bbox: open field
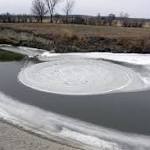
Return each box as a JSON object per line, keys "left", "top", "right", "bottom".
{"left": 1, "top": 23, "right": 150, "bottom": 38}
{"left": 0, "top": 23, "right": 150, "bottom": 53}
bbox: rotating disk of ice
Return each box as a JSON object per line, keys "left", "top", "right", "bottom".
{"left": 18, "top": 55, "right": 143, "bottom": 95}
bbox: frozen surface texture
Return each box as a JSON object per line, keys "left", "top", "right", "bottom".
{"left": 19, "top": 55, "right": 150, "bottom": 95}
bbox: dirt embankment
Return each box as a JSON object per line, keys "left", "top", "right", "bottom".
{"left": 0, "top": 24, "right": 150, "bottom": 53}
{"left": 0, "top": 27, "right": 52, "bottom": 50}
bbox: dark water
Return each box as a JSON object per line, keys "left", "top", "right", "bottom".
{"left": 0, "top": 60, "right": 150, "bottom": 136}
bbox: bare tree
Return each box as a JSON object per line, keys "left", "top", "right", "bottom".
{"left": 45, "top": 0, "right": 61, "bottom": 23}
{"left": 120, "top": 12, "right": 129, "bottom": 18}
{"left": 96, "top": 13, "right": 102, "bottom": 25}
{"left": 119, "top": 12, "right": 130, "bottom": 27}
{"left": 108, "top": 13, "right": 116, "bottom": 26}
{"left": 32, "top": 0, "right": 47, "bottom": 23}
{"left": 64, "top": 0, "right": 75, "bottom": 23}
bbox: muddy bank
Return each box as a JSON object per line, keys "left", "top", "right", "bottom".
{"left": 0, "top": 26, "right": 150, "bottom": 53}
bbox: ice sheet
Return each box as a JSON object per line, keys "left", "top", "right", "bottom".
{"left": 19, "top": 55, "right": 150, "bottom": 95}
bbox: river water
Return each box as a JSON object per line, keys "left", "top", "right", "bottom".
{"left": 1, "top": 60, "right": 150, "bottom": 136}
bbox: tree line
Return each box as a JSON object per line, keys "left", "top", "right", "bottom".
{"left": 0, "top": 0, "right": 147, "bottom": 28}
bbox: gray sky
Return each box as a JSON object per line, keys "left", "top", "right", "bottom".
{"left": 0, "top": 0, "right": 149, "bottom": 18}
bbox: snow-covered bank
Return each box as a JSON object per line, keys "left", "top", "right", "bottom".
{"left": 2, "top": 44, "right": 150, "bottom": 66}
{"left": 0, "top": 91, "right": 150, "bottom": 150}
{"left": 0, "top": 44, "right": 47, "bottom": 58}
{"left": 38, "top": 51, "right": 150, "bottom": 65}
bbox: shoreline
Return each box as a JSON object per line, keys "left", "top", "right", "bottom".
{"left": 0, "top": 119, "right": 79, "bottom": 150}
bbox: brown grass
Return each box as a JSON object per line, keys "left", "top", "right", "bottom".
{"left": 0, "top": 23, "right": 150, "bottom": 39}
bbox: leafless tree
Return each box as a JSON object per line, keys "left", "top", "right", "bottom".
{"left": 120, "top": 12, "right": 129, "bottom": 18}
{"left": 64, "top": 0, "right": 75, "bottom": 23}
{"left": 108, "top": 13, "right": 116, "bottom": 26}
{"left": 119, "top": 12, "right": 130, "bottom": 27}
{"left": 32, "top": 0, "right": 47, "bottom": 23}
{"left": 94, "top": 13, "right": 101, "bottom": 25}
{"left": 45, "top": 0, "right": 61, "bottom": 23}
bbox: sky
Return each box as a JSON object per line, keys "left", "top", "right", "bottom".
{"left": 0, "top": 0, "right": 149, "bottom": 18}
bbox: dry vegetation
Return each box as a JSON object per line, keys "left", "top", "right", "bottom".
{"left": 1, "top": 23, "right": 150, "bottom": 38}
{"left": 0, "top": 23, "right": 150, "bottom": 53}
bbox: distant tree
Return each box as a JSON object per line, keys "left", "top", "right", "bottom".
{"left": 120, "top": 12, "right": 129, "bottom": 18}
{"left": 96, "top": 13, "right": 101, "bottom": 25}
{"left": 45, "top": 0, "right": 61, "bottom": 23}
{"left": 119, "top": 12, "right": 130, "bottom": 27}
{"left": 6, "top": 13, "right": 12, "bottom": 23}
{"left": 54, "top": 13, "right": 62, "bottom": 23}
{"left": 32, "top": 0, "right": 47, "bottom": 23}
{"left": 0, "top": 13, "right": 11, "bottom": 23}
{"left": 108, "top": 14, "right": 116, "bottom": 26}
{"left": 64, "top": 0, "right": 75, "bottom": 23}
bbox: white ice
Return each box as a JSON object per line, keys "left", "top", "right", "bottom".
{"left": 0, "top": 91, "right": 150, "bottom": 150}
{"left": 0, "top": 44, "right": 47, "bottom": 57}
{"left": 38, "top": 52, "right": 150, "bottom": 65}
{"left": 19, "top": 54, "right": 150, "bottom": 95}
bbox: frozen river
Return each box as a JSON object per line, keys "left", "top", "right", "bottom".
{"left": 1, "top": 45, "right": 150, "bottom": 149}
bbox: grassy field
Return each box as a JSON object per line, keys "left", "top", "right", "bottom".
{"left": 0, "top": 23, "right": 150, "bottom": 38}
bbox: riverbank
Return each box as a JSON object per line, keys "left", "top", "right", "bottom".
{"left": 0, "top": 120, "right": 79, "bottom": 150}
{"left": 0, "top": 23, "right": 150, "bottom": 53}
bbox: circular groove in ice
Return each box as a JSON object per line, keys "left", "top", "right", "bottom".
{"left": 18, "top": 55, "right": 135, "bottom": 95}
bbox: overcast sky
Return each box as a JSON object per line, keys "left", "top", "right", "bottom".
{"left": 0, "top": 0, "right": 149, "bottom": 18}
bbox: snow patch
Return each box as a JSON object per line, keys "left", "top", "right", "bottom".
{"left": 38, "top": 52, "right": 150, "bottom": 65}
{"left": 0, "top": 44, "right": 46, "bottom": 57}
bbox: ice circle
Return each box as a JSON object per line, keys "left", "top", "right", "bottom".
{"left": 18, "top": 55, "right": 139, "bottom": 95}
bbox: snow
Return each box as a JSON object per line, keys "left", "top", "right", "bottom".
{"left": 41, "top": 51, "right": 58, "bottom": 57}
{"left": 0, "top": 44, "right": 46, "bottom": 57}
{"left": 87, "top": 52, "right": 150, "bottom": 65}
{"left": 38, "top": 52, "right": 150, "bottom": 65}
